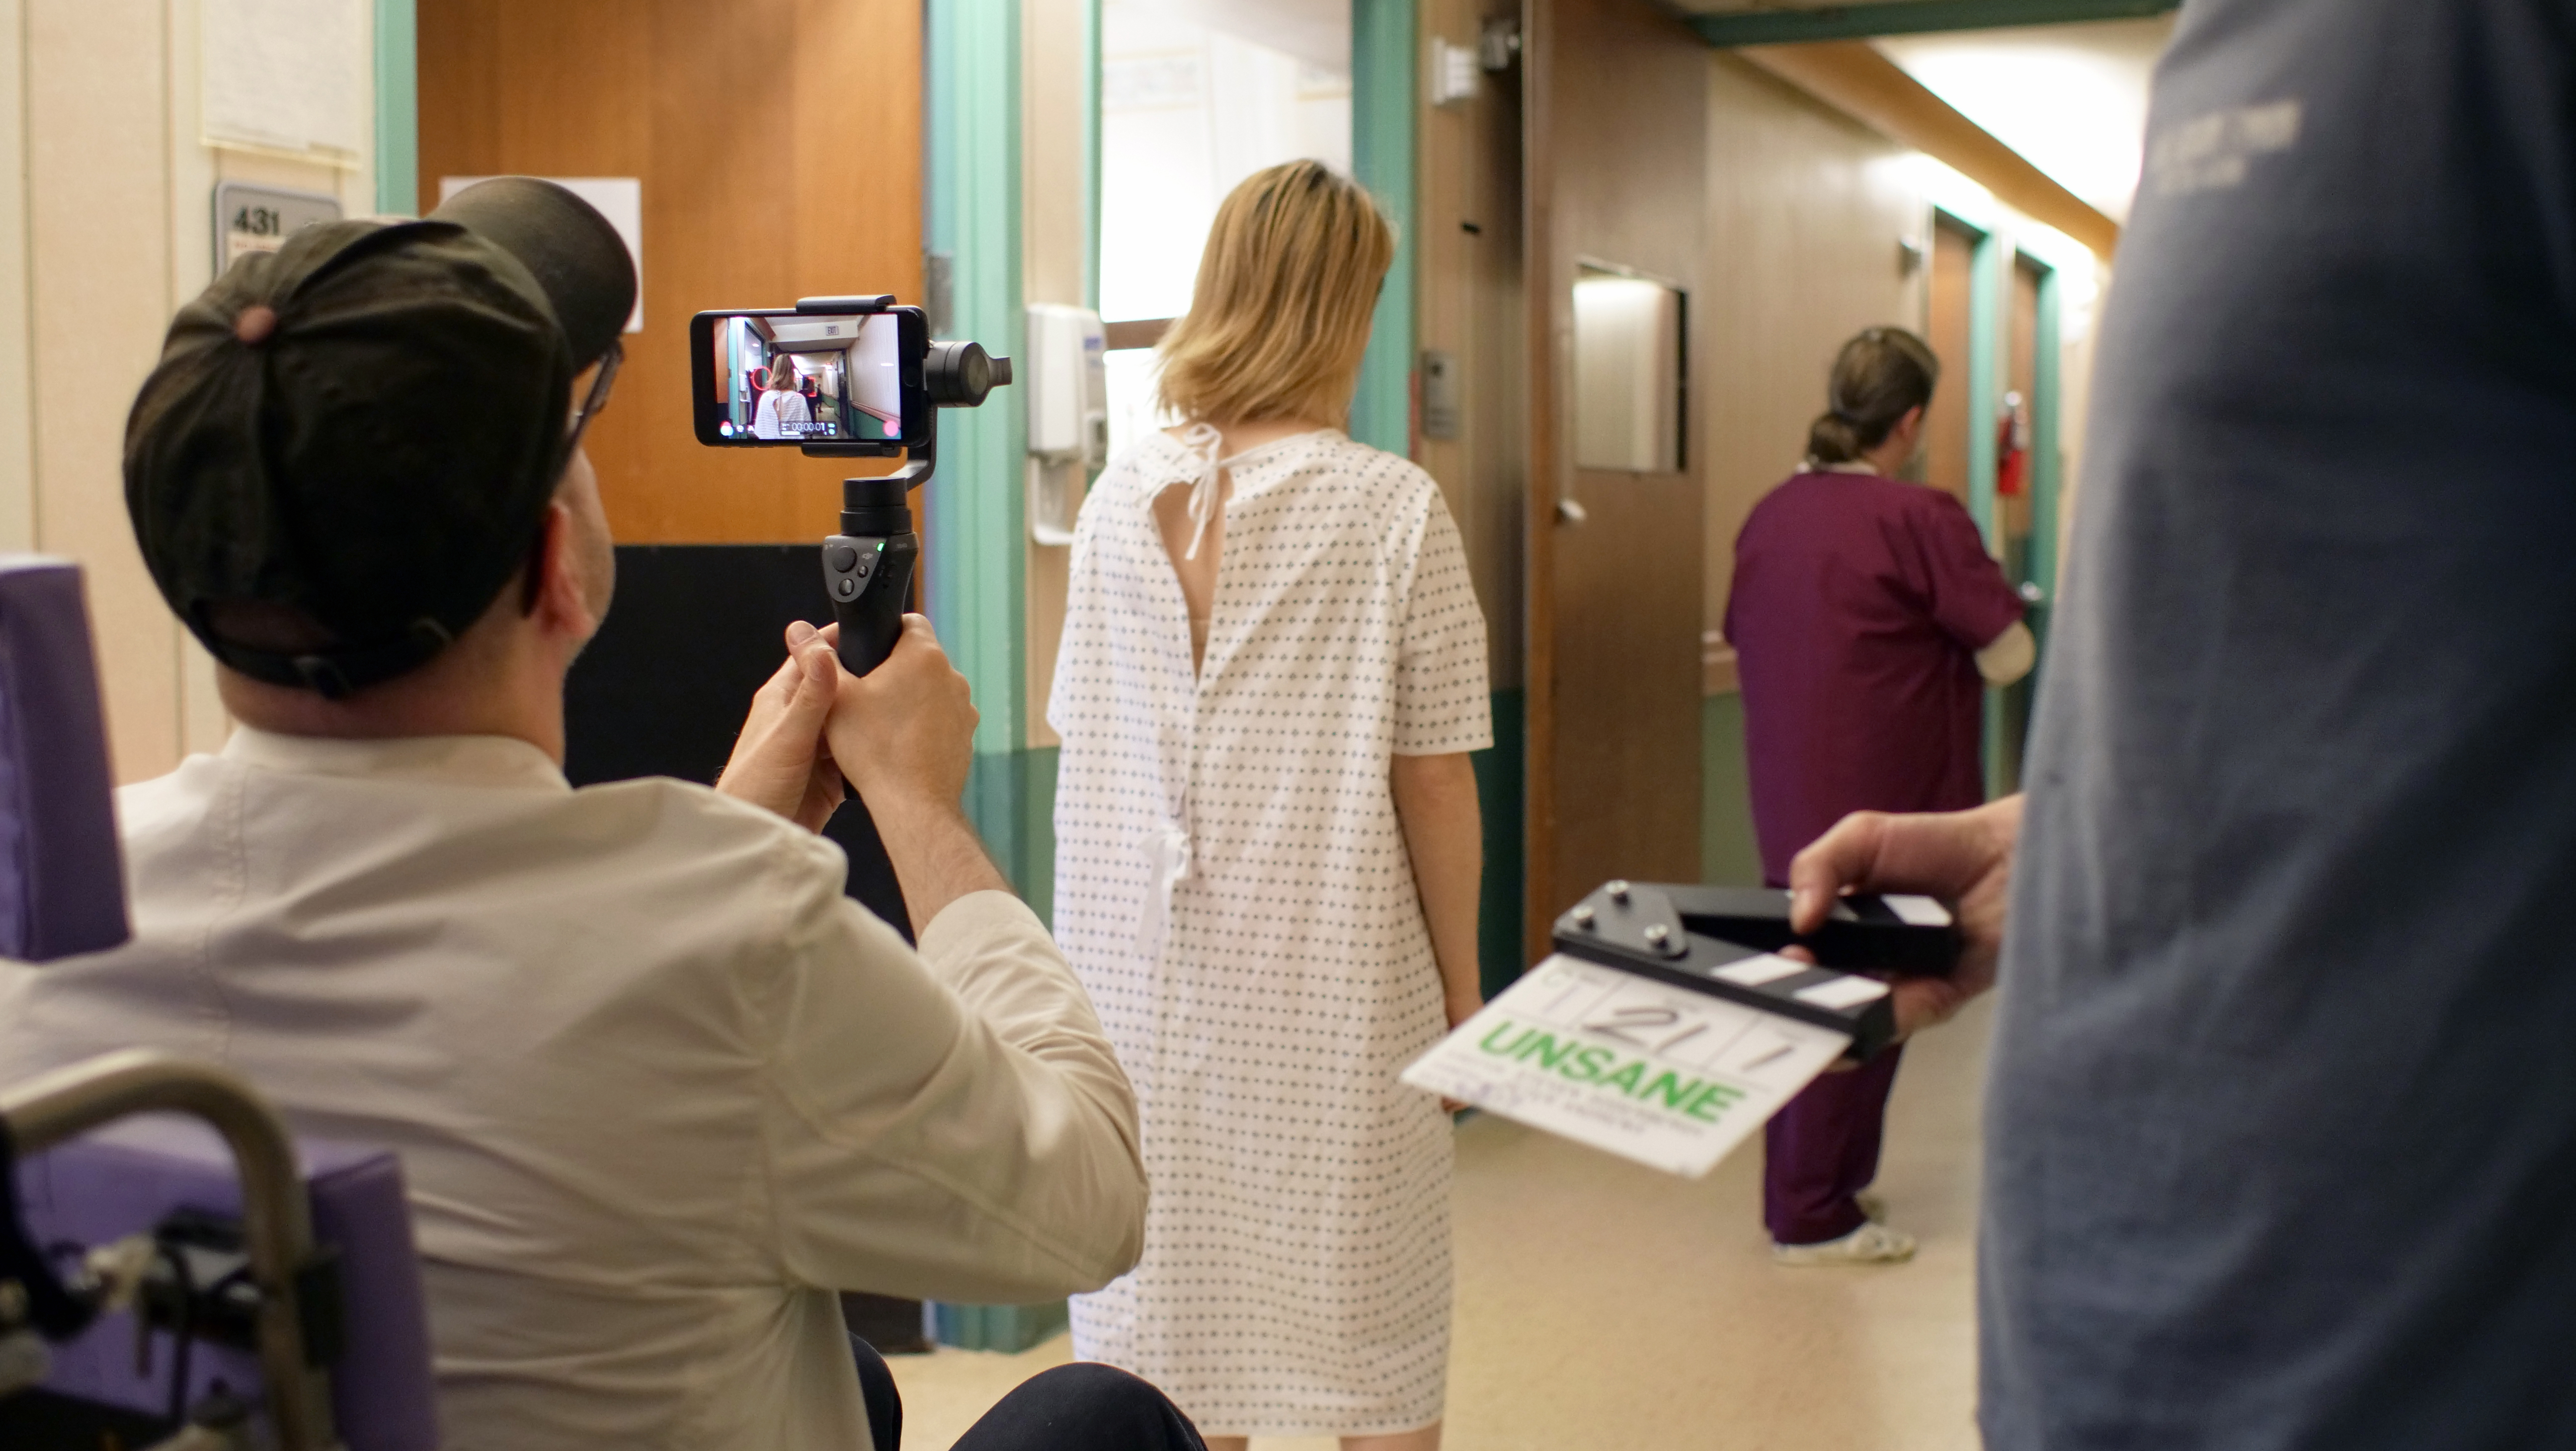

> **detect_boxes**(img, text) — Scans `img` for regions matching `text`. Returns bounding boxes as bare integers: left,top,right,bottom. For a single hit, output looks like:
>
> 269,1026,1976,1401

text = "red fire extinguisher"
1996,390,2030,498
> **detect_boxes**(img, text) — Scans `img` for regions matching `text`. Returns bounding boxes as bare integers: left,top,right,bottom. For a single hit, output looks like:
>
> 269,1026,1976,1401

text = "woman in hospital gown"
752,358,809,439
1050,161,1491,1448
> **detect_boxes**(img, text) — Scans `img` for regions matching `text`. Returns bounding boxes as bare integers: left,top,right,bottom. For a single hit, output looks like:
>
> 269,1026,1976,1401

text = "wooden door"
1524,0,1706,960
1921,214,1977,503
417,0,922,545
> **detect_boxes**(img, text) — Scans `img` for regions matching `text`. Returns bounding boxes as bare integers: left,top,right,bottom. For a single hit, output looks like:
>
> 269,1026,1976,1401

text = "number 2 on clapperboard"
1581,1003,1708,1055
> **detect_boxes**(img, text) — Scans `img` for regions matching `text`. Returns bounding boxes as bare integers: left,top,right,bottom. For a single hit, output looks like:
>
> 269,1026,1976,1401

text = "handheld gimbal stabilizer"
782,295,1012,676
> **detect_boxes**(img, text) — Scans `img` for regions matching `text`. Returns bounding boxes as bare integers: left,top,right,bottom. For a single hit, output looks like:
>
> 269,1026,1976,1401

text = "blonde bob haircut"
1155,160,1396,426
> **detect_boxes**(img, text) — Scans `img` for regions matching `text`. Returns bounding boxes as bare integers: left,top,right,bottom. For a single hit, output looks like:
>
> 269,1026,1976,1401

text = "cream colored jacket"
0,727,1145,1450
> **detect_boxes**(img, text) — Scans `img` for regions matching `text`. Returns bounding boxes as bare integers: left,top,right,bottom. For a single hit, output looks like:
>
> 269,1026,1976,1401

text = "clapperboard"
1402,880,1958,1178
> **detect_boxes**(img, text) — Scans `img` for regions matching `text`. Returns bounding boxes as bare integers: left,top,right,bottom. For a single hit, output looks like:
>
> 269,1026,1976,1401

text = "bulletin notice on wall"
1403,954,1851,1178
202,0,364,161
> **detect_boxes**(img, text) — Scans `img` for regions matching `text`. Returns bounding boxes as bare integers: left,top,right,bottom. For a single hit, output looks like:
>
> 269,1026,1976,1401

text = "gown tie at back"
1176,420,1266,562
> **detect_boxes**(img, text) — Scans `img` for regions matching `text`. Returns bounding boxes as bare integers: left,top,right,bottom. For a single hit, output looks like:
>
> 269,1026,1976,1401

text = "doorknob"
1556,498,1589,526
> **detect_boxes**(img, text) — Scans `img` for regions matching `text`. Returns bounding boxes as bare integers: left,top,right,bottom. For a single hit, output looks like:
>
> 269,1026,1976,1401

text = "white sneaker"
1772,1221,1917,1266
1854,1190,1888,1224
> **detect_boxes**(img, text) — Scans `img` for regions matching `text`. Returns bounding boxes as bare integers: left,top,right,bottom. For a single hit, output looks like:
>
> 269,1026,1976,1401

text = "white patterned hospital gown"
1049,427,1492,1436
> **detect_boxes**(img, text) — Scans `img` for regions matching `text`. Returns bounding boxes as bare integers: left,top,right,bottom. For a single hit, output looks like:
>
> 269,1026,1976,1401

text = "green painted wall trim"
934,1299,1068,1353
1700,693,1763,887
1689,0,2176,48
1473,691,1525,999
926,4,1041,1351
964,747,1053,915
373,0,417,215
1021,745,1058,924
1961,222,2004,551
2026,262,2065,653
1350,0,1415,455
926,2,1029,764
940,746,1055,1349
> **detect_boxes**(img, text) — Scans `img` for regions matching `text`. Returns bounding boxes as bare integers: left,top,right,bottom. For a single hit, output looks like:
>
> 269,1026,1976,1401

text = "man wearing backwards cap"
0,179,1200,1450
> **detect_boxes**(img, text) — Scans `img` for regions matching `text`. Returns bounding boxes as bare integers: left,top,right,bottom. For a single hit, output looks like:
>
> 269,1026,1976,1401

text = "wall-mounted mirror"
1572,266,1687,473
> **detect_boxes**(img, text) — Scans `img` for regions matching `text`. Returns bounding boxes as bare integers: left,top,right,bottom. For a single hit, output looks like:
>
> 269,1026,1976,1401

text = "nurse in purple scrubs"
1724,326,2033,1265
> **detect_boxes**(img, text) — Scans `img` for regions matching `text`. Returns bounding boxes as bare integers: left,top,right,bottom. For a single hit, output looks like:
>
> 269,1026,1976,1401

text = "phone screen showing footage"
707,312,902,445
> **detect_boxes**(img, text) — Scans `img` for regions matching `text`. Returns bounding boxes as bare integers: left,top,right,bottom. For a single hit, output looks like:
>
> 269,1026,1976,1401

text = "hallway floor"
888,997,1994,1450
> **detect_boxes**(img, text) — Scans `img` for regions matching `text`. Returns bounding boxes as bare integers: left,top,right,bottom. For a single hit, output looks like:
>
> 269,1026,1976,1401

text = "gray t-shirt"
1990,2,2576,1447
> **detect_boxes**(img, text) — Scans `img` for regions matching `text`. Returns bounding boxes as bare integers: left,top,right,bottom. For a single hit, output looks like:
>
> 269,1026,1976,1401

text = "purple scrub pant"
1763,1043,1904,1245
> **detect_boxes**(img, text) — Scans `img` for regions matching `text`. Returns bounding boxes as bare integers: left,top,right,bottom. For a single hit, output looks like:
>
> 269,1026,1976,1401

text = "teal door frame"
925,0,1070,1356
2021,251,2066,648
374,0,417,213
927,0,1046,909
1351,0,1417,454
1083,0,1105,311
1936,206,2005,551
1984,246,2064,795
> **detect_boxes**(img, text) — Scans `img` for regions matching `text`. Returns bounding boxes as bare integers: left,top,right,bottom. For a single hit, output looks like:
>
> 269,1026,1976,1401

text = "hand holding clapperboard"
1401,883,1960,1178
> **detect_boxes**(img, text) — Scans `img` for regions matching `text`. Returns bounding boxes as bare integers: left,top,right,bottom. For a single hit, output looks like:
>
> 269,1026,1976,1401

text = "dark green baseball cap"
124,177,637,698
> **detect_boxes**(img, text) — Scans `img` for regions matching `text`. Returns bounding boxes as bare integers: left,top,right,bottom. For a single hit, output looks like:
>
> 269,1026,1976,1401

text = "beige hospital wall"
0,0,376,783
0,6,29,561
1698,52,1926,689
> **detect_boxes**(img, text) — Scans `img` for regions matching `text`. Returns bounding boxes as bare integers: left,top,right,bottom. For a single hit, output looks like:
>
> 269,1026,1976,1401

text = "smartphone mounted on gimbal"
689,296,1011,676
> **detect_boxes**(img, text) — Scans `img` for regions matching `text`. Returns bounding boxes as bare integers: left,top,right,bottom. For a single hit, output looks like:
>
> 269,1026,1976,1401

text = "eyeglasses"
523,342,625,615
563,340,623,461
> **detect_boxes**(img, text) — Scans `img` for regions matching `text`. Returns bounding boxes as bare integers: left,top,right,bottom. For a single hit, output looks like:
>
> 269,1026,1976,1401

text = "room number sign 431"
212,181,342,273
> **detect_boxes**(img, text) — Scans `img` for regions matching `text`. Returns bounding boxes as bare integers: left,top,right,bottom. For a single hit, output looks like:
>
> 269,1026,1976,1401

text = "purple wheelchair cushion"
13,1117,438,1451
0,557,127,962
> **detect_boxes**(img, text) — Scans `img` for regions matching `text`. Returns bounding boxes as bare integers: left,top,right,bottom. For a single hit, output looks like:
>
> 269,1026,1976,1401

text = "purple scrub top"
1724,469,2022,884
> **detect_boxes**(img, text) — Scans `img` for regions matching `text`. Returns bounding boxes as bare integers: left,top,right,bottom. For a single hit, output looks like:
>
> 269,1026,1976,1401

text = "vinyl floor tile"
888,997,1993,1451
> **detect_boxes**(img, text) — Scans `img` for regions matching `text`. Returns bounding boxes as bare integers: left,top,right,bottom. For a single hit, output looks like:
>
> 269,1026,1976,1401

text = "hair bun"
1806,327,1938,465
